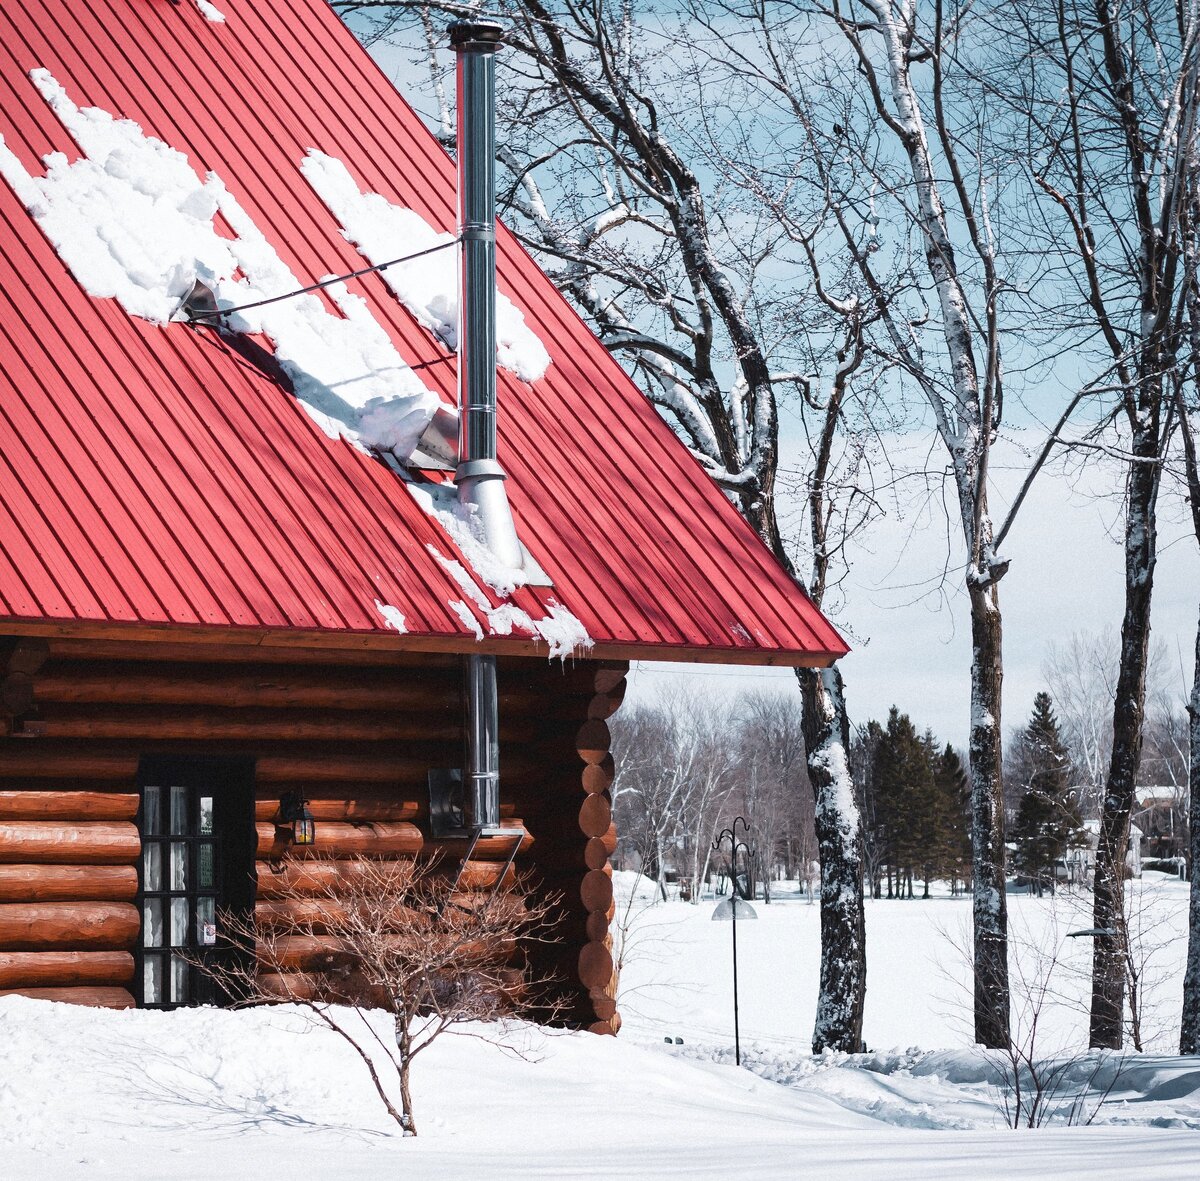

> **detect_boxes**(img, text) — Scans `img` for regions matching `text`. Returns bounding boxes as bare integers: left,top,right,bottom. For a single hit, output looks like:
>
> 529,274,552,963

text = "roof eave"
0,617,847,668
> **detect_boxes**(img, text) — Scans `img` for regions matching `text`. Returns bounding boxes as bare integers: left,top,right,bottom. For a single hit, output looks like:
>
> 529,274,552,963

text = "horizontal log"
36,659,586,715
34,663,461,710
0,986,134,1008
269,934,355,971
256,970,398,1007
30,705,538,746
255,796,420,823
0,822,139,865
0,791,138,821
30,705,465,744
578,795,612,839
586,835,614,871
0,864,139,902
254,795,519,823
0,949,135,986
257,820,421,860
45,639,461,669
589,991,618,1021
578,941,615,991
593,665,628,694
257,897,425,932
575,720,611,765
256,819,533,861
0,902,140,950
256,859,370,898
0,742,540,784
580,869,614,914
586,911,610,943
587,681,626,720
581,756,615,794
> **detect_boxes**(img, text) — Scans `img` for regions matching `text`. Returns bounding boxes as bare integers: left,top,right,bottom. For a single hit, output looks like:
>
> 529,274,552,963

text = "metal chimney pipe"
451,19,523,570
451,19,513,835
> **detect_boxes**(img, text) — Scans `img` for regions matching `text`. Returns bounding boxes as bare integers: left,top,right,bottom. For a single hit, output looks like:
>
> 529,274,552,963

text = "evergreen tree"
873,708,936,899
1010,693,1082,895
932,744,972,895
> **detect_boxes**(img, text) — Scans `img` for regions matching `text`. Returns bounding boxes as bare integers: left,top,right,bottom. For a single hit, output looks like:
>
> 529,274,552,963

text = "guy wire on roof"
188,237,461,322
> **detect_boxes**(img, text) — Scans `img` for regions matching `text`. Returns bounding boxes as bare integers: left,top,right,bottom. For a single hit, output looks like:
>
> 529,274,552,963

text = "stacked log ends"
573,663,627,1034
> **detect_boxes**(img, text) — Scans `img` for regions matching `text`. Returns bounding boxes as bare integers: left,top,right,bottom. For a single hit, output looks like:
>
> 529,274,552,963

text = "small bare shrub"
194,856,563,1136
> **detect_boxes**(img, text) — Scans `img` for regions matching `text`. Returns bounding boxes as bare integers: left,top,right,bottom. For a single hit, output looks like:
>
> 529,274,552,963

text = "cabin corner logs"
0,636,627,1033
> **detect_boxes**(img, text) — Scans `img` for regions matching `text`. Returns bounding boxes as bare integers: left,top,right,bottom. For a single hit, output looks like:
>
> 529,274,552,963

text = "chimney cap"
449,19,505,50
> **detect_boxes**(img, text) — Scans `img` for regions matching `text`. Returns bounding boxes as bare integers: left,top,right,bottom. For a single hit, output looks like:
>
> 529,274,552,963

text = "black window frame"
134,755,256,1011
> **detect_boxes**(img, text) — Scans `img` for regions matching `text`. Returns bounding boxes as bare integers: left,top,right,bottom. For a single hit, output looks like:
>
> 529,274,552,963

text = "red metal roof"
0,0,847,666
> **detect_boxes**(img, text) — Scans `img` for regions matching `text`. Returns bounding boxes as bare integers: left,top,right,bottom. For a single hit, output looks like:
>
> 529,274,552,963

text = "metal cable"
189,237,460,321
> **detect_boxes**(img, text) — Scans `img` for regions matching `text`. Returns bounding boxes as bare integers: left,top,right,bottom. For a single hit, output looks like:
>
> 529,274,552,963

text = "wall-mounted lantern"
279,790,316,846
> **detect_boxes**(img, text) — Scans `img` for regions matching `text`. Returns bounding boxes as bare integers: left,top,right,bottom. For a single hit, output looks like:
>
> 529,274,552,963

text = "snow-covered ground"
2,874,1199,1179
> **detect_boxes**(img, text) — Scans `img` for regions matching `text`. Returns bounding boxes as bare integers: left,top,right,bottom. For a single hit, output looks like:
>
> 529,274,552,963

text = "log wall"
0,636,626,1026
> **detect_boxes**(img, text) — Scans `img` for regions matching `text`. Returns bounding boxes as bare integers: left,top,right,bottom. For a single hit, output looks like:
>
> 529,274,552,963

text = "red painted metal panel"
0,0,847,664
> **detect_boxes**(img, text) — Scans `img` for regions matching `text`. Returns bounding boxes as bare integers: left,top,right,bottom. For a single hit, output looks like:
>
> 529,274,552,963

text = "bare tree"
192,857,562,1136
711,0,1029,1047
337,0,874,1052
611,690,736,901
996,0,1200,1049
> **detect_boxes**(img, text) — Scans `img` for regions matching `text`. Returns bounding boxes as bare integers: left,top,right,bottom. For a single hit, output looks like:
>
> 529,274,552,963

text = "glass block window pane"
143,899,164,948
143,843,162,891
142,787,162,836
170,897,189,947
197,897,216,945
198,843,215,889
170,786,189,835
170,956,189,1005
144,954,163,1004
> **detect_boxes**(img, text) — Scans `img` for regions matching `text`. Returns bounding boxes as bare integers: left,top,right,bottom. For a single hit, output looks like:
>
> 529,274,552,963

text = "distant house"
1132,789,1187,861
0,0,845,1030
1062,819,1143,884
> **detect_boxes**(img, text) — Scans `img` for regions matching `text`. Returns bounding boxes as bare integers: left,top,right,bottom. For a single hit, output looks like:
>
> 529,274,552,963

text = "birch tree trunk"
1090,434,1159,1047
1181,612,1200,1052
968,581,1009,1048
799,664,866,1052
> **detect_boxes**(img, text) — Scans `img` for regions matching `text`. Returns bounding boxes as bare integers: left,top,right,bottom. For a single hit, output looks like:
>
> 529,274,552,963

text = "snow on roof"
0,0,847,666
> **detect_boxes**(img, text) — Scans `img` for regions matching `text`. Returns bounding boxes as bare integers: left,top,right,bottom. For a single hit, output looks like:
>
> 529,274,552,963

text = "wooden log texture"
26,705,536,745
578,795,612,839
255,819,532,861
0,791,138,821
577,940,615,990
574,720,611,765
0,949,135,986
33,660,585,716
0,864,138,902
0,986,135,1008
254,796,421,823
0,902,140,950
581,755,615,794
0,743,540,784
43,639,461,668
587,679,627,720
593,665,629,694
0,822,139,865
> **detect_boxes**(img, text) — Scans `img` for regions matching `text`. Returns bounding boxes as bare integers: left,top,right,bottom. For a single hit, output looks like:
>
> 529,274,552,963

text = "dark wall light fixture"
279,790,316,846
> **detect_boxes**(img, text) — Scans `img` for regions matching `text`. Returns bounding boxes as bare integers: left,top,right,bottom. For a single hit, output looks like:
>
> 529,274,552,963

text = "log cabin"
0,0,847,1034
